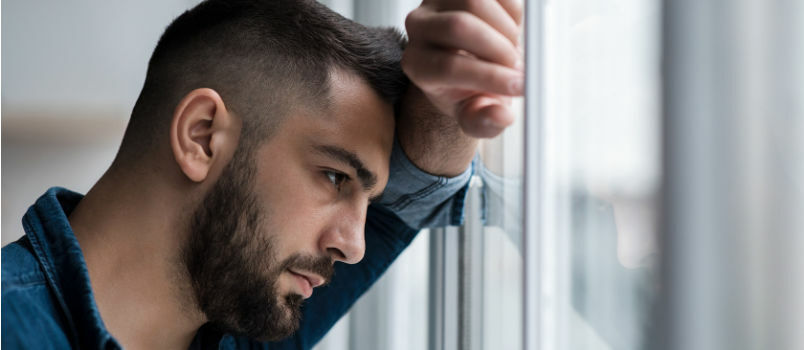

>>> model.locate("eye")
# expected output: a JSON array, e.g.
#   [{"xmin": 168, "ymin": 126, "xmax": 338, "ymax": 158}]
[{"xmin": 324, "ymin": 170, "xmax": 349, "ymax": 191}]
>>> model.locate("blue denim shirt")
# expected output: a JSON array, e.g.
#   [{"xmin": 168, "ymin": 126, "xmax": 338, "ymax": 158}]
[{"xmin": 1, "ymin": 140, "xmax": 474, "ymax": 350}]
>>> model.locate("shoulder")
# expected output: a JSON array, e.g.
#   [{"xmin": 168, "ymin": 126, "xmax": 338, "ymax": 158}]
[
  {"xmin": 2, "ymin": 238, "xmax": 47, "ymax": 290},
  {"xmin": 2, "ymin": 240, "xmax": 73, "ymax": 349}
]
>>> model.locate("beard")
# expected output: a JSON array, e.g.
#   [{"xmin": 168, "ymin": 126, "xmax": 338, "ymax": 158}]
[{"xmin": 182, "ymin": 148, "xmax": 333, "ymax": 341}]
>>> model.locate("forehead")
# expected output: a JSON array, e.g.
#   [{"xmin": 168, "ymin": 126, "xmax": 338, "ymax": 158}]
[
  {"xmin": 264, "ymin": 69, "xmax": 396, "ymax": 177},
  {"xmin": 317, "ymin": 68, "xmax": 394, "ymax": 148},
  {"xmin": 324, "ymin": 68, "xmax": 394, "ymax": 126}
]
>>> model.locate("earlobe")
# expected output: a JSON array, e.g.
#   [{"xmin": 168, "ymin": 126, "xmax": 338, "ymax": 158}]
[{"xmin": 170, "ymin": 88, "xmax": 237, "ymax": 183}]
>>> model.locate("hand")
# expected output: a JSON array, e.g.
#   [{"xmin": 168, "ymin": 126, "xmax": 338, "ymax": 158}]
[{"xmin": 402, "ymin": 0, "xmax": 524, "ymax": 139}]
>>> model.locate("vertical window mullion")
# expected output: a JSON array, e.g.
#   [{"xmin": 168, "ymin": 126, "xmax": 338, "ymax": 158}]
[
  {"xmin": 458, "ymin": 178, "xmax": 485, "ymax": 350},
  {"xmin": 523, "ymin": 0, "xmax": 546, "ymax": 349}
]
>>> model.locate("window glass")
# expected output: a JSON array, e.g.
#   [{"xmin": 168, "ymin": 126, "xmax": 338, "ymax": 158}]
[
  {"xmin": 537, "ymin": 0, "xmax": 662, "ymax": 348},
  {"xmin": 478, "ymin": 98, "xmax": 525, "ymax": 350}
]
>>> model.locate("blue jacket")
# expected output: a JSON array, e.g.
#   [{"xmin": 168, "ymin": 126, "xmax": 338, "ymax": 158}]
[{"xmin": 1, "ymin": 142, "xmax": 473, "ymax": 349}]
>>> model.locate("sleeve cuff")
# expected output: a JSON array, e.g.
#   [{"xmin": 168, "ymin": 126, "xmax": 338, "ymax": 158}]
[{"xmin": 377, "ymin": 137, "xmax": 477, "ymax": 229}]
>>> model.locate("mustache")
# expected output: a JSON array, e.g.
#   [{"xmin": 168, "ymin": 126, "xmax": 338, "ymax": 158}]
[{"xmin": 279, "ymin": 254, "xmax": 335, "ymax": 285}]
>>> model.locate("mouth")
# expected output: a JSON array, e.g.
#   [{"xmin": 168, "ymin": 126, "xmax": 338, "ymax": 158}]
[{"xmin": 287, "ymin": 269, "xmax": 326, "ymax": 299}]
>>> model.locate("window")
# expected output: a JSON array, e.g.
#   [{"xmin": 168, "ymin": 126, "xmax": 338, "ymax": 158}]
[
  {"xmin": 524, "ymin": 0, "xmax": 662, "ymax": 349},
  {"xmin": 4, "ymin": 1, "xmax": 800, "ymax": 349}
]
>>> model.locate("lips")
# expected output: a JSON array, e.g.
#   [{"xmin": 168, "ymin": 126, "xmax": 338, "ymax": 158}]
[{"xmin": 288, "ymin": 269, "xmax": 325, "ymax": 299}]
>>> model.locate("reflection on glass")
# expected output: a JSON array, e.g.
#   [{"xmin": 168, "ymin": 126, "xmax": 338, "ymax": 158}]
[
  {"xmin": 478, "ymin": 97, "xmax": 525, "ymax": 350},
  {"xmin": 539, "ymin": 0, "xmax": 662, "ymax": 349}
]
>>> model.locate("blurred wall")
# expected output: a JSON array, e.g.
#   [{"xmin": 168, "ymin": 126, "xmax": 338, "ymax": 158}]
[{"xmin": 2, "ymin": 0, "xmax": 203, "ymax": 244}]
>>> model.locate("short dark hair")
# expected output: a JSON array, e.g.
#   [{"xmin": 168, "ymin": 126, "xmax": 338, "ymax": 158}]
[{"xmin": 118, "ymin": 0, "xmax": 408, "ymax": 161}]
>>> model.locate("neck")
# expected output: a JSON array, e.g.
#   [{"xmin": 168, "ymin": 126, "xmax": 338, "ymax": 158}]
[{"xmin": 70, "ymin": 165, "xmax": 205, "ymax": 350}]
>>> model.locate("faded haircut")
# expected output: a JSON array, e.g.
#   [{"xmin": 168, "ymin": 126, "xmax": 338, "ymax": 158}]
[{"xmin": 118, "ymin": 0, "xmax": 408, "ymax": 162}]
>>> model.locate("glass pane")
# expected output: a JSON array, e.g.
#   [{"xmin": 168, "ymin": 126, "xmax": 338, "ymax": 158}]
[
  {"xmin": 478, "ymin": 96, "xmax": 526, "ymax": 349},
  {"xmin": 538, "ymin": 0, "xmax": 662, "ymax": 349}
]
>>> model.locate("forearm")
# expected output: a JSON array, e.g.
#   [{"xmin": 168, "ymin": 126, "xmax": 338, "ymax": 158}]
[{"xmin": 396, "ymin": 86, "xmax": 478, "ymax": 178}]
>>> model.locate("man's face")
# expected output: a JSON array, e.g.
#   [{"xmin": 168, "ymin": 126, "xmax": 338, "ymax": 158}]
[{"xmin": 183, "ymin": 70, "xmax": 395, "ymax": 341}]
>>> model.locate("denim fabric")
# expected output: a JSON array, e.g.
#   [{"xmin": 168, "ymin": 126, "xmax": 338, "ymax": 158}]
[
  {"xmin": 2, "ymin": 189, "xmax": 121, "ymax": 350},
  {"xmin": 2, "ymin": 142, "xmax": 473, "ymax": 350},
  {"xmin": 377, "ymin": 138, "xmax": 477, "ymax": 229}
]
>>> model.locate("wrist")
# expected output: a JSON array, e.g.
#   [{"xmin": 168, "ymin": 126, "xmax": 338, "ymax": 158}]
[{"xmin": 396, "ymin": 86, "xmax": 478, "ymax": 177}]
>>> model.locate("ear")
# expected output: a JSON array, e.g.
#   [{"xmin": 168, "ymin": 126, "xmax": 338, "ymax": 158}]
[{"xmin": 170, "ymin": 88, "xmax": 239, "ymax": 182}]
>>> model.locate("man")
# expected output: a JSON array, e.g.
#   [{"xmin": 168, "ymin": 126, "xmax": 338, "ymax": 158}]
[{"xmin": 2, "ymin": 0, "xmax": 523, "ymax": 349}]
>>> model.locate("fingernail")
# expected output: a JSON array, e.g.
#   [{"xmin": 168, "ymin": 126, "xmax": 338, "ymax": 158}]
[
  {"xmin": 482, "ymin": 117, "xmax": 503, "ymax": 129},
  {"xmin": 510, "ymin": 77, "xmax": 524, "ymax": 95},
  {"xmin": 514, "ymin": 59, "xmax": 524, "ymax": 72}
]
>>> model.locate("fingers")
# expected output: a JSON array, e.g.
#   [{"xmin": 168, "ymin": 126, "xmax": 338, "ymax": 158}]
[
  {"xmin": 456, "ymin": 95, "xmax": 516, "ymax": 138},
  {"xmin": 404, "ymin": 0, "xmax": 525, "ymax": 139},
  {"xmin": 459, "ymin": 0, "xmax": 520, "ymax": 45},
  {"xmin": 402, "ymin": 45, "xmax": 524, "ymax": 97},
  {"xmin": 496, "ymin": 0, "xmax": 524, "ymax": 28},
  {"xmin": 422, "ymin": 0, "xmax": 521, "ymax": 45},
  {"xmin": 406, "ymin": 10, "xmax": 520, "ymax": 68}
]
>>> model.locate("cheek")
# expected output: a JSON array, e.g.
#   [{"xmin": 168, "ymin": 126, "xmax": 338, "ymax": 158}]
[
  {"xmin": 256, "ymin": 181, "xmax": 331, "ymax": 256},
  {"xmin": 254, "ymin": 155, "xmax": 342, "ymax": 254}
]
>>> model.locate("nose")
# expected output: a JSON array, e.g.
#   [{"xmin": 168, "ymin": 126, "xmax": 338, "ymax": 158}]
[{"xmin": 319, "ymin": 202, "xmax": 367, "ymax": 264}]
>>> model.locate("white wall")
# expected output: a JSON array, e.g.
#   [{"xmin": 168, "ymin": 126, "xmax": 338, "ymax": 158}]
[
  {"xmin": 2, "ymin": 0, "xmax": 204, "ymax": 244},
  {"xmin": 2, "ymin": 0, "xmax": 198, "ymax": 110}
]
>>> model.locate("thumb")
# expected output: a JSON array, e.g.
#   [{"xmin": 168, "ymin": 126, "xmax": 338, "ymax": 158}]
[{"xmin": 456, "ymin": 95, "xmax": 515, "ymax": 138}]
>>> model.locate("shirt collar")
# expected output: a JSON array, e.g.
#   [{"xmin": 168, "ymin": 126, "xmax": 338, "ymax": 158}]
[{"xmin": 23, "ymin": 187, "xmax": 121, "ymax": 350}]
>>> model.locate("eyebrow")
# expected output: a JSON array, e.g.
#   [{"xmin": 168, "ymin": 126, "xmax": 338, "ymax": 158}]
[{"xmin": 313, "ymin": 144, "xmax": 379, "ymax": 193}]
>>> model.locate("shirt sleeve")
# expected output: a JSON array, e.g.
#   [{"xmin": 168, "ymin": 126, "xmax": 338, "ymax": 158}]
[{"xmin": 375, "ymin": 137, "xmax": 477, "ymax": 229}]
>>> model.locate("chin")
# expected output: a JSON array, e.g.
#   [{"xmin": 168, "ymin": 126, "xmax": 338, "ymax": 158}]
[{"xmin": 254, "ymin": 293, "xmax": 305, "ymax": 342}]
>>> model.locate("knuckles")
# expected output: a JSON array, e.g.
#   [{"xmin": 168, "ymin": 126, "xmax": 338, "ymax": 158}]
[
  {"xmin": 441, "ymin": 12, "xmax": 474, "ymax": 39},
  {"xmin": 433, "ymin": 53, "xmax": 461, "ymax": 81},
  {"xmin": 404, "ymin": 8, "xmax": 423, "ymax": 37},
  {"xmin": 406, "ymin": 48, "xmax": 461, "ymax": 88},
  {"xmin": 462, "ymin": 0, "xmax": 484, "ymax": 15}
]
